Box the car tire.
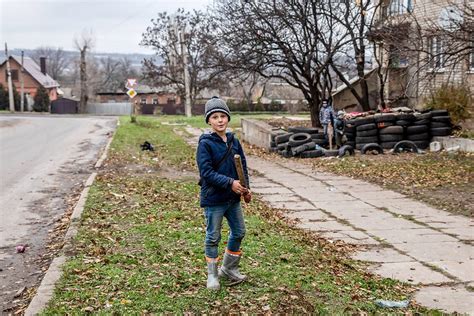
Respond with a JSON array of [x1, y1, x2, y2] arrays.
[[361, 143, 384, 155], [379, 126, 404, 135], [311, 133, 326, 140], [352, 116, 375, 126], [338, 145, 355, 157], [288, 133, 312, 147], [374, 113, 397, 123], [393, 140, 418, 153], [430, 109, 449, 117], [275, 133, 293, 144], [288, 127, 319, 134], [379, 134, 403, 142], [407, 125, 429, 134], [300, 149, 324, 158], [407, 133, 430, 141], [277, 142, 290, 151], [356, 136, 379, 143], [357, 129, 378, 137], [431, 116, 451, 123], [430, 127, 452, 136], [431, 122, 451, 128], [412, 119, 430, 126], [356, 123, 377, 131], [414, 112, 432, 120], [324, 149, 339, 157]]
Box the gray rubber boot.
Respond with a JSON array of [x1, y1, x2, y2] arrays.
[[218, 251, 247, 283], [207, 259, 220, 290]]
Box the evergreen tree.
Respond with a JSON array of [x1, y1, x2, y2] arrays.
[[0, 84, 8, 110], [12, 84, 21, 111], [33, 86, 50, 112]]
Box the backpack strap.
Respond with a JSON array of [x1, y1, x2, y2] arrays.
[[198, 136, 235, 186]]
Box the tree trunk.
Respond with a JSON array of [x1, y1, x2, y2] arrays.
[[79, 49, 87, 113], [310, 104, 320, 128]]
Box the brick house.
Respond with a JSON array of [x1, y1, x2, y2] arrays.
[[96, 84, 182, 115], [371, 0, 473, 109], [0, 56, 60, 109]]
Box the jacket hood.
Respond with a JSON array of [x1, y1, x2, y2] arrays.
[[199, 131, 234, 143]]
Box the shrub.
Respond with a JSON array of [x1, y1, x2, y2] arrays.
[[33, 86, 50, 112], [426, 84, 472, 125]]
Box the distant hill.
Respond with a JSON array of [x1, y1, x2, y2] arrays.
[[7, 48, 161, 69]]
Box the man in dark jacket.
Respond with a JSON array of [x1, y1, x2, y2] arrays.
[[319, 99, 336, 141], [196, 96, 251, 290]]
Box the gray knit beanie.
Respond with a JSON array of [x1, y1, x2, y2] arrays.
[[204, 96, 231, 123]]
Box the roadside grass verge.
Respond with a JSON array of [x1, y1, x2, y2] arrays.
[[43, 116, 433, 314]]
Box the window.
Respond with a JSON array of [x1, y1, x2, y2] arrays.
[[388, 46, 409, 68], [5, 69, 19, 81], [388, 0, 412, 16], [428, 36, 445, 69], [141, 97, 146, 104], [152, 98, 158, 105]]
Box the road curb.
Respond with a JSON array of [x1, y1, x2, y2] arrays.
[[24, 119, 118, 315]]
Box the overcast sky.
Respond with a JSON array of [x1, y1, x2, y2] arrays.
[[0, 0, 213, 55]]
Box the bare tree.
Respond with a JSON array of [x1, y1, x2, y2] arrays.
[[324, 0, 381, 111], [32, 46, 70, 80], [212, 0, 345, 126], [74, 30, 95, 113], [96, 56, 140, 93], [98, 57, 120, 92], [141, 9, 223, 105]]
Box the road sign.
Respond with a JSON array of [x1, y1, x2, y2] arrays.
[[126, 78, 137, 89], [127, 88, 137, 98]]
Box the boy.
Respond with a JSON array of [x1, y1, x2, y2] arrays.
[[334, 110, 346, 148], [196, 96, 251, 290]]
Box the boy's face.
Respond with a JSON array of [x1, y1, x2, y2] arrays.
[[208, 112, 229, 133]]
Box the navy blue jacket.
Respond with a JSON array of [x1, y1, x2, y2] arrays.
[[196, 132, 249, 207]]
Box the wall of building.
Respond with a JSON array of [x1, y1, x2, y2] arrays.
[[0, 58, 58, 102], [332, 71, 380, 112]]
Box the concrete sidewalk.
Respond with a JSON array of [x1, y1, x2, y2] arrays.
[[183, 126, 474, 314]]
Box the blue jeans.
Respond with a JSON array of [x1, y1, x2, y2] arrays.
[[204, 201, 246, 259]]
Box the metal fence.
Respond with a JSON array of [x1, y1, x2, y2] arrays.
[[86, 102, 132, 115]]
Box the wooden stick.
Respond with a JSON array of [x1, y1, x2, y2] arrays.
[[234, 154, 247, 188]]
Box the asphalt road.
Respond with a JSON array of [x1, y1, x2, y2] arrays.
[[0, 114, 116, 311]]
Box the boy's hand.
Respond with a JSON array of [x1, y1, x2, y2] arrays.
[[231, 180, 248, 195], [243, 191, 252, 203]]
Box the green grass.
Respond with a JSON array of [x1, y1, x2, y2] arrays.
[[43, 115, 437, 314]]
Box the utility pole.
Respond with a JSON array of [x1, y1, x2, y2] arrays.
[[20, 51, 25, 112], [179, 27, 192, 117], [4, 43, 15, 113]]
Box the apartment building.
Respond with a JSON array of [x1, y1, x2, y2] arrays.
[[371, 0, 473, 109]]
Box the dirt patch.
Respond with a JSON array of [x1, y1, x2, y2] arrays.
[[265, 117, 314, 130]]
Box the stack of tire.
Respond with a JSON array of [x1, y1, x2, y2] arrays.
[[350, 116, 377, 151], [270, 130, 287, 152], [288, 127, 328, 150], [430, 109, 452, 137], [406, 112, 432, 149], [375, 113, 403, 150], [274, 127, 326, 158], [344, 120, 356, 148], [274, 132, 294, 157]]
